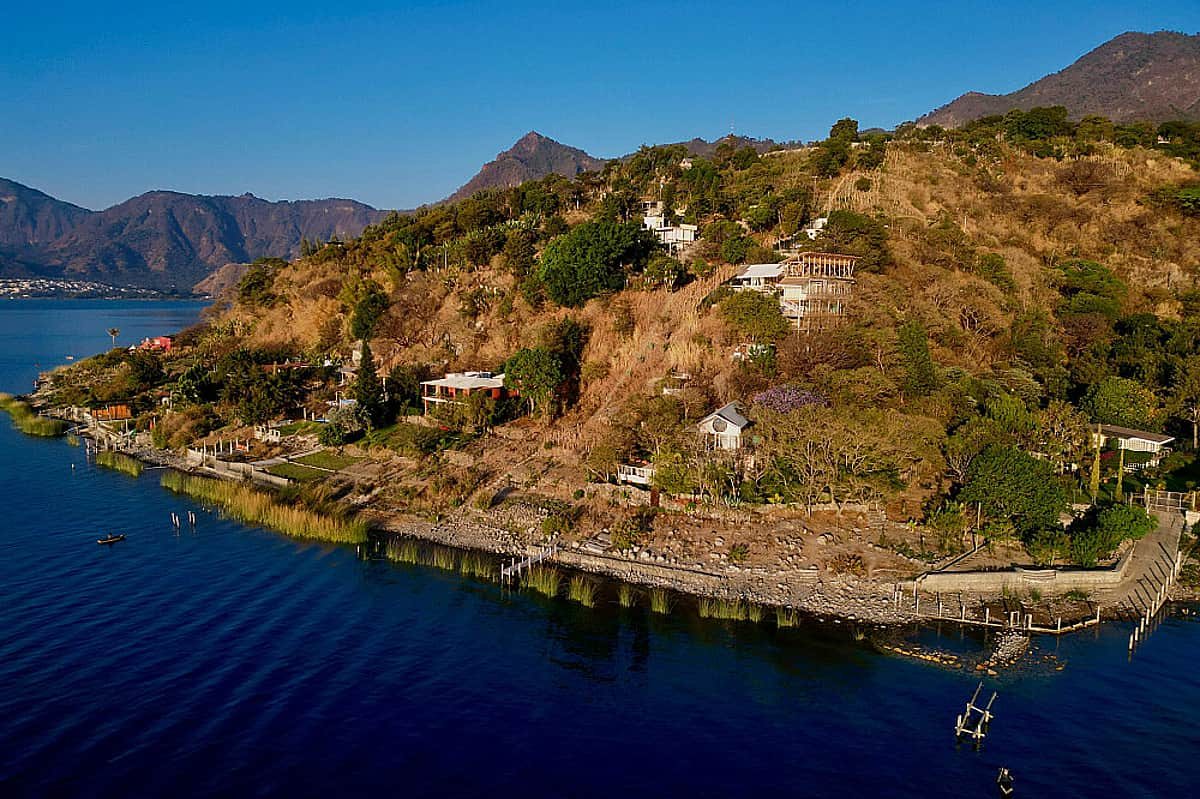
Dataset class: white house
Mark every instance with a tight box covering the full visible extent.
[641,202,698,255]
[697,402,751,450]
[420,371,511,414]
[730,263,785,293]
[1093,425,1174,468]
[802,217,828,240]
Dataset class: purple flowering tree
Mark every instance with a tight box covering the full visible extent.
[752,385,829,413]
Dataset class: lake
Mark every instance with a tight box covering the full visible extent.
[1,300,1197,798]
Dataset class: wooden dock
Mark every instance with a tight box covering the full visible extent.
[954,682,997,743]
[501,544,558,582]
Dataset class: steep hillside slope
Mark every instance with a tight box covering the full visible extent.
[921,31,1200,127]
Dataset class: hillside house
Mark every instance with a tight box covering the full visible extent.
[1093,425,1174,469]
[641,201,698,255]
[137,335,173,352]
[802,217,828,240]
[93,404,133,423]
[617,462,656,487]
[421,371,512,414]
[697,402,751,450]
[777,252,857,332]
[730,263,785,293]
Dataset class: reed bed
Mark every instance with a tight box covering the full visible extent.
[775,607,801,628]
[160,471,367,543]
[385,538,421,563]
[617,583,637,608]
[431,546,459,571]
[522,566,562,598]
[95,450,144,477]
[0,394,66,437]
[649,588,673,615]
[746,603,764,624]
[698,598,749,621]
[66,434,80,447]
[459,551,497,580]
[567,575,598,607]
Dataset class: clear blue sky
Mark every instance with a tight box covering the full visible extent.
[2,0,1197,211]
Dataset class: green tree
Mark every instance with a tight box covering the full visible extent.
[505,347,564,417]
[721,291,791,344]
[959,446,1067,540]
[1081,377,1157,429]
[897,319,939,398]
[1070,504,1155,567]
[353,341,387,428]
[1169,355,1200,450]
[538,221,657,306]
[349,282,390,341]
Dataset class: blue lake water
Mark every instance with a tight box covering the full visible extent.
[1,300,1198,798]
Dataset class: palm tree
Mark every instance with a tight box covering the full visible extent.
[107,328,120,347]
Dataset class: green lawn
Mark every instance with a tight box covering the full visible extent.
[294,450,362,471]
[276,421,322,436]
[266,462,327,482]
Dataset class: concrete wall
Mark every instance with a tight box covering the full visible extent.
[912,547,1134,594]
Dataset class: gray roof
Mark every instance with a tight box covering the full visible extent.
[702,402,750,430]
[1098,424,1174,445]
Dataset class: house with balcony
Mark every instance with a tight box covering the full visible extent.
[776,252,858,332]
[1092,425,1175,469]
[730,263,785,293]
[420,371,513,414]
[641,201,699,255]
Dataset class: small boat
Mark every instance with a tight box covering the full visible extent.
[997,767,1014,796]
[97,534,126,545]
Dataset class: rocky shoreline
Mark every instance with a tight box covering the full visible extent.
[50,404,1154,636]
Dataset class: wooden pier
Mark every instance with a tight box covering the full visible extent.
[954,682,997,743]
[501,544,558,582]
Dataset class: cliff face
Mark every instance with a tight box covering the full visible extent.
[446,132,608,202]
[0,181,387,290]
[920,31,1200,127]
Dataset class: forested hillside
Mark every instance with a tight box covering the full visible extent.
[48,109,1200,568]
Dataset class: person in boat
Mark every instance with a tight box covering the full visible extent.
[997,767,1014,795]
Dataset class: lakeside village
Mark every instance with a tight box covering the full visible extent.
[11,117,1200,667]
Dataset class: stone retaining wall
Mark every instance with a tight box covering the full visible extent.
[910,544,1135,593]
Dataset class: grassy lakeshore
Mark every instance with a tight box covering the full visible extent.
[160,471,367,543]
[0,393,66,437]
[95,450,144,477]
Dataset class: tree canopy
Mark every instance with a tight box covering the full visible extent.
[537,221,658,307]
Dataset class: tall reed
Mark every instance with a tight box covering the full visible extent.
[775,607,800,628]
[66,434,80,447]
[567,575,598,607]
[459,551,497,580]
[617,583,636,608]
[0,393,66,437]
[385,538,421,563]
[95,450,144,477]
[431,546,459,571]
[699,598,748,621]
[649,588,673,614]
[160,471,367,543]
[522,566,562,598]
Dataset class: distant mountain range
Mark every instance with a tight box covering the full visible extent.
[919,31,1200,128]
[0,178,385,292]
[5,30,1199,292]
